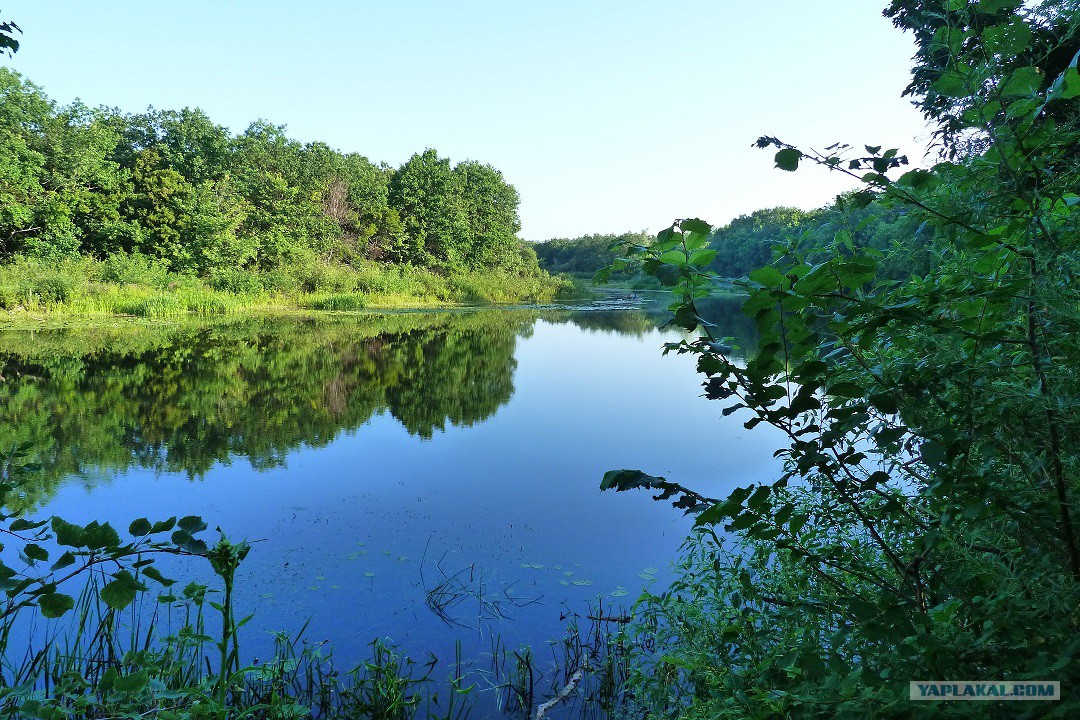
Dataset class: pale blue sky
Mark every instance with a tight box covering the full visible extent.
[7,1,930,241]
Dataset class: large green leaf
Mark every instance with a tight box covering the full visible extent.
[100,570,147,610]
[37,591,75,619]
[774,149,801,171]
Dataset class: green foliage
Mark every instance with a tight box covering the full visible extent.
[606,2,1080,717]
[0,441,210,632]
[0,13,20,56]
[0,531,469,719]
[0,68,546,297]
[533,231,656,280]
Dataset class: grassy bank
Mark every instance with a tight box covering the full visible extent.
[0,255,578,320]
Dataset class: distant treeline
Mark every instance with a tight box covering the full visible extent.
[0,68,541,291]
[532,197,930,283]
[531,231,652,277]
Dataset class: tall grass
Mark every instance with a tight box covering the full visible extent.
[1,556,473,719]
[2,553,638,719]
[0,255,575,320]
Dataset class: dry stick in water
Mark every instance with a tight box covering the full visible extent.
[533,668,584,720]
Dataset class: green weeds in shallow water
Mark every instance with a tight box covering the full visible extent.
[1,548,474,720]
[2,446,640,719]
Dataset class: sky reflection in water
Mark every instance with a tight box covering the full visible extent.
[10,306,780,674]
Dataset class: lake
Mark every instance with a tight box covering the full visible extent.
[0,302,780,715]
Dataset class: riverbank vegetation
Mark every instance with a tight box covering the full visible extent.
[0,69,570,315]
[602,0,1080,717]
[533,197,928,290]
[3,0,1079,718]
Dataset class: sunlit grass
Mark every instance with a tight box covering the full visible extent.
[0,255,575,320]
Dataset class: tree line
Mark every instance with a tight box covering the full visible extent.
[0,68,540,287]
[533,197,931,284]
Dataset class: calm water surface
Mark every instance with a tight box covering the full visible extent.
[1,304,778,706]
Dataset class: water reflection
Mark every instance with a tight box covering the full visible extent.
[0,307,732,510]
[5,302,784,701]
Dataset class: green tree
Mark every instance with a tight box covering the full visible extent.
[0,70,127,259]
[118,107,233,184]
[608,2,1080,717]
[388,149,469,267]
[230,121,338,269]
[453,160,523,269]
[123,148,195,266]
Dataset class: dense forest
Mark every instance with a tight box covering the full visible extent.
[0,68,559,309]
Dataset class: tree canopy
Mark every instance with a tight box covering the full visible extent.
[0,69,538,279]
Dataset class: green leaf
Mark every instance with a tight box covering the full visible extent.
[100,570,146,610]
[897,169,933,189]
[932,71,969,98]
[977,0,1020,11]
[693,503,727,527]
[774,149,802,171]
[150,517,177,534]
[9,518,47,532]
[83,521,121,550]
[748,267,785,287]
[23,544,48,562]
[128,518,152,537]
[680,218,712,235]
[1000,66,1042,97]
[920,441,949,466]
[177,515,207,534]
[789,513,808,537]
[1062,68,1080,100]
[747,485,771,511]
[600,470,708,513]
[113,670,149,693]
[38,591,75,619]
[981,21,1031,55]
[689,249,717,267]
[97,667,118,693]
[51,551,76,571]
[51,517,86,547]
[142,566,175,587]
